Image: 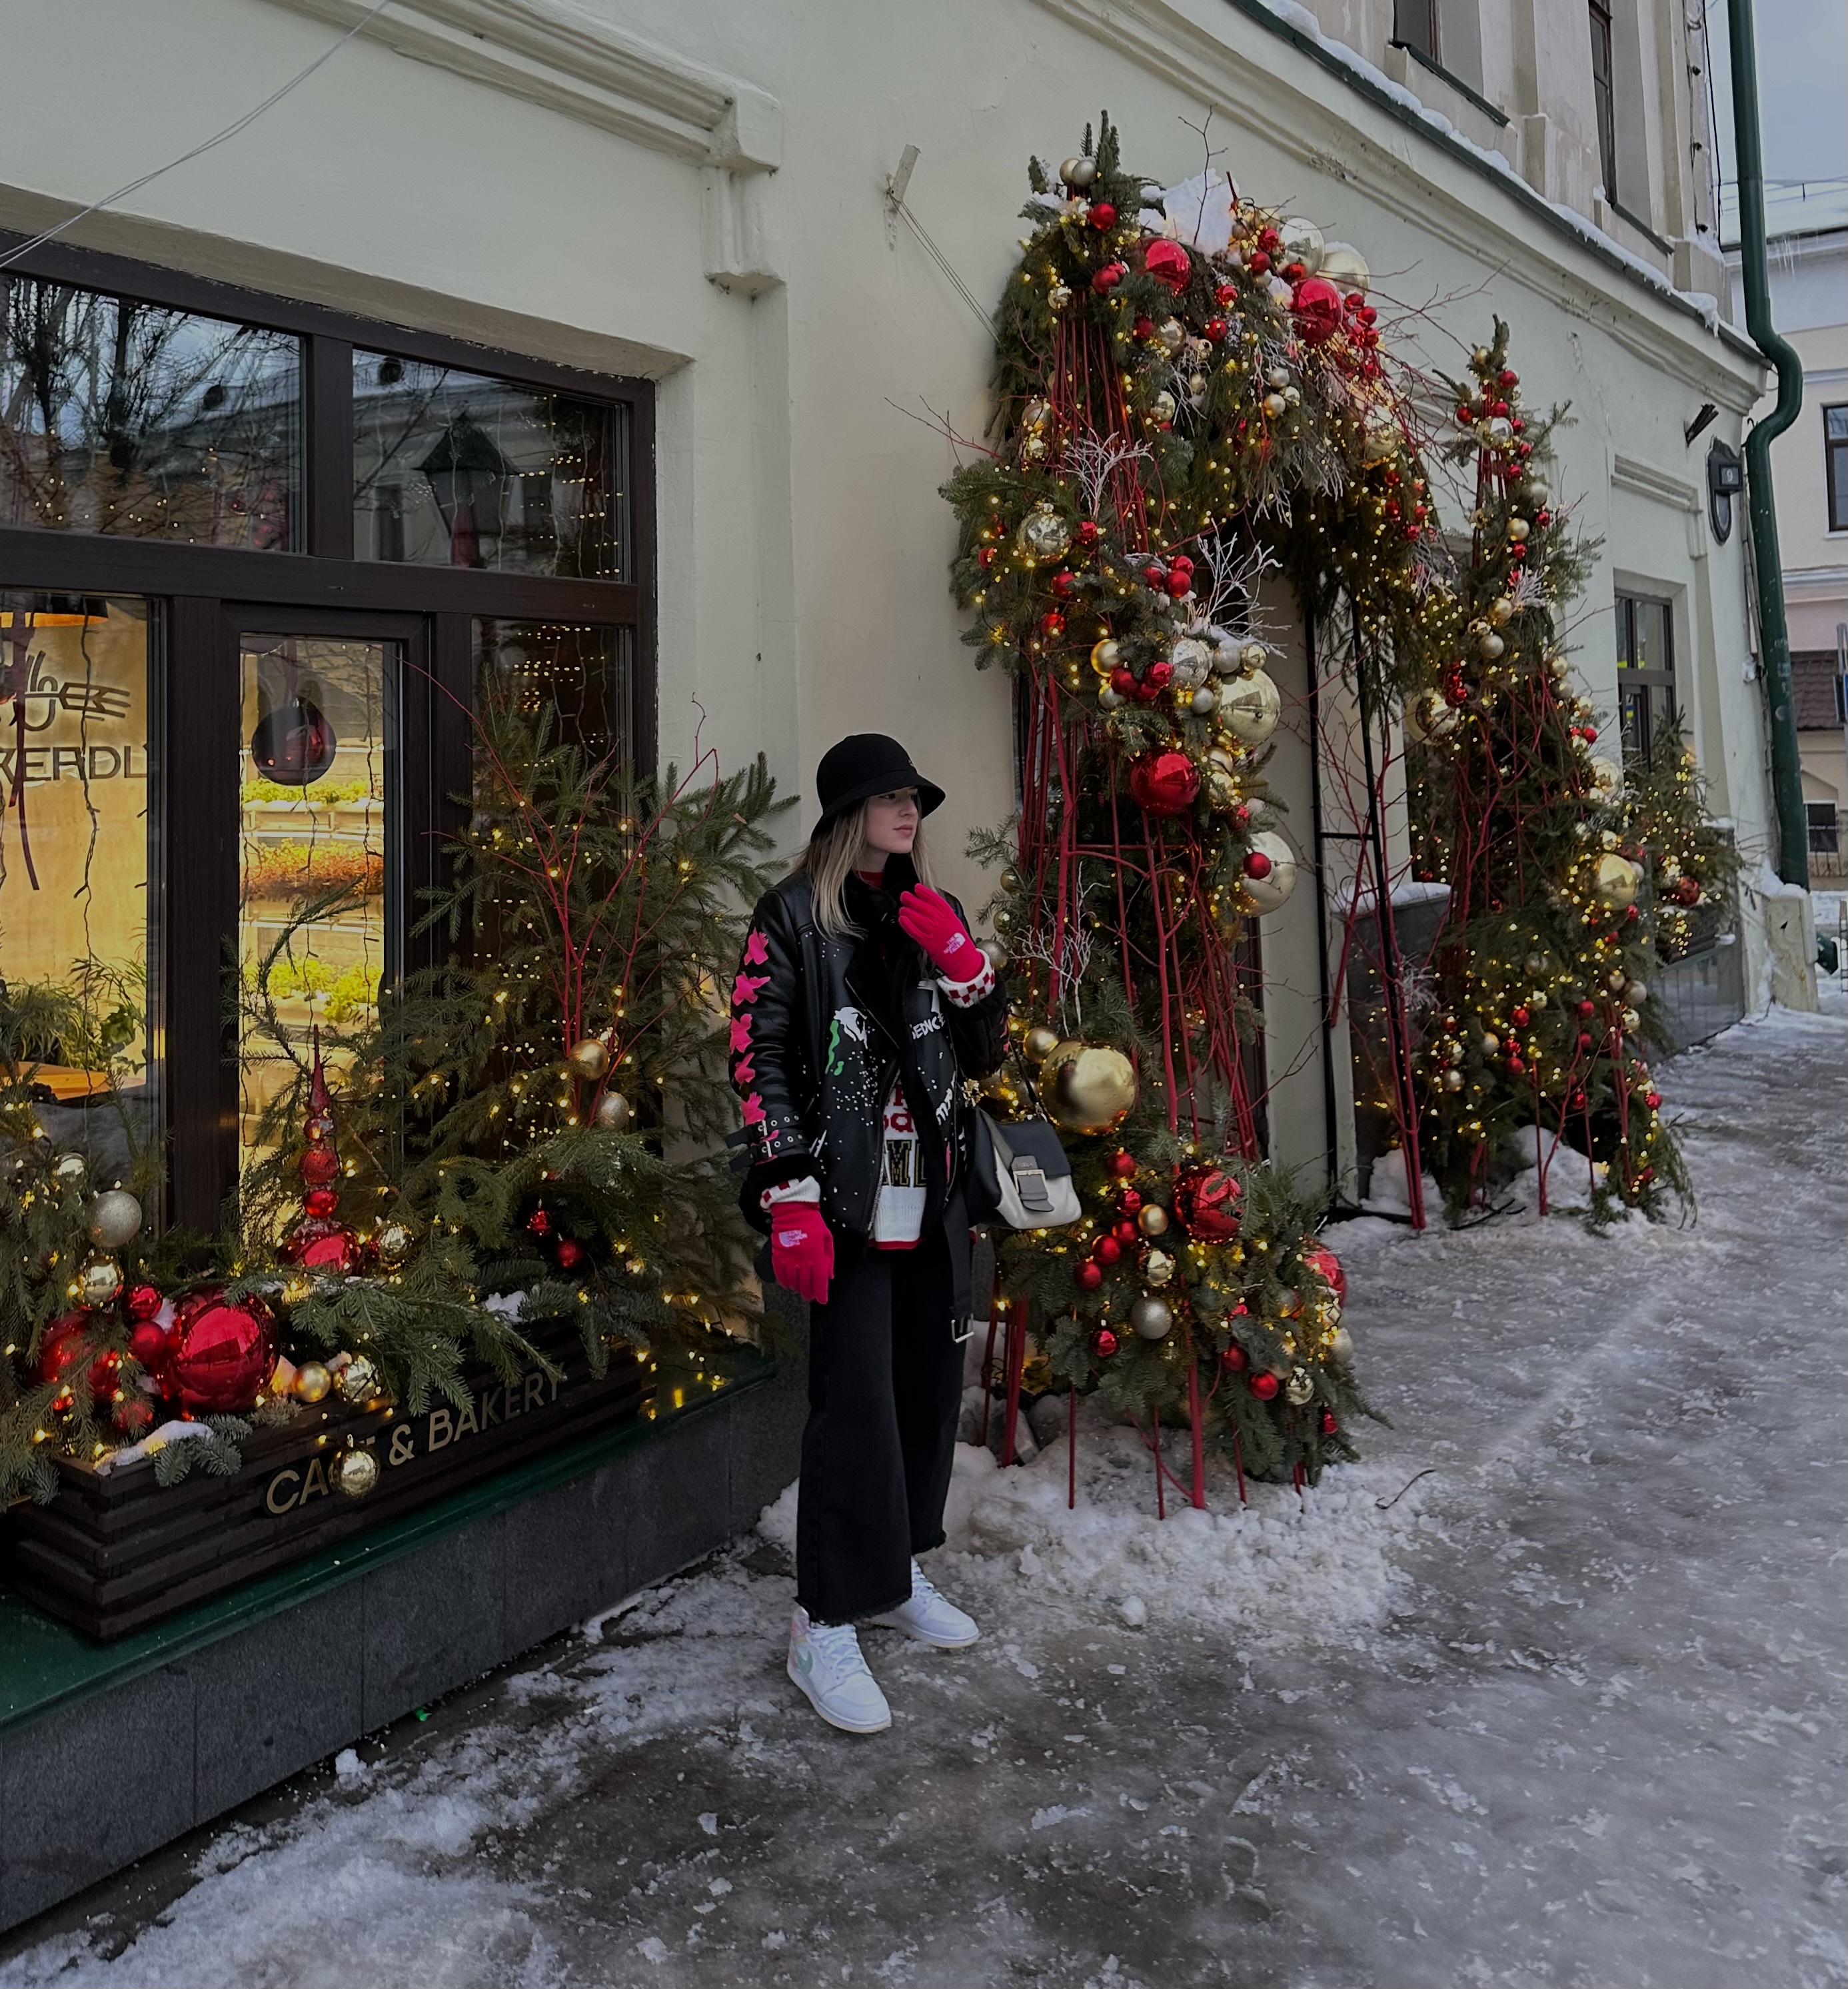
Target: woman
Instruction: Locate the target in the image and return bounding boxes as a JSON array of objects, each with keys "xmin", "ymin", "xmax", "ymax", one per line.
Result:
[{"xmin": 729, "ymin": 733, "xmax": 1009, "ymax": 1733}]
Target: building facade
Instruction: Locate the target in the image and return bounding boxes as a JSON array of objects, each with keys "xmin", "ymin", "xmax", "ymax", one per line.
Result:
[
  {"xmin": 0, "ymin": 0, "xmax": 1795, "ymax": 1213},
  {"xmin": 1727, "ymin": 183, "xmax": 1848, "ymax": 882}
]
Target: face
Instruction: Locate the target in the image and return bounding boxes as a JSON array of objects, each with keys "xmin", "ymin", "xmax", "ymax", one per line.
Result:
[{"xmin": 860, "ymin": 788, "xmax": 920, "ymax": 857}]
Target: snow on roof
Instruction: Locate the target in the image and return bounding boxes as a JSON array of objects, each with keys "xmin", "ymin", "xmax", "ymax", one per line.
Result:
[{"xmin": 1720, "ymin": 177, "xmax": 1848, "ymax": 249}]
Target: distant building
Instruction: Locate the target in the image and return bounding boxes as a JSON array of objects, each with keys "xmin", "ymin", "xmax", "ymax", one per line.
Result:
[{"xmin": 1727, "ymin": 179, "xmax": 1848, "ymax": 882}]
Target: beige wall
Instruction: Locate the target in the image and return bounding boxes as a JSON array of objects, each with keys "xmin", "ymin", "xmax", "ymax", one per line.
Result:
[{"xmin": 0, "ymin": 0, "xmax": 1779, "ymax": 1179}]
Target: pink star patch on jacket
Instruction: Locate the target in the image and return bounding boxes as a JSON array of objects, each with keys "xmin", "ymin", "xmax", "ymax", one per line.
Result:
[
  {"xmin": 740, "ymin": 1092, "xmax": 766, "ymax": 1126},
  {"xmin": 732, "ymin": 1053, "xmax": 756, "ymax": 1086},
  {"xmin": 742, "ymin": 930, "xmax": 771, "ymax": 968},
  {"xmin": 728, "ymin": 1015, "xmax": 753, "ymax": 1053},
  {"xmin": 731, "ymin": 970, "xmax": 770, "ymax": 1007}
]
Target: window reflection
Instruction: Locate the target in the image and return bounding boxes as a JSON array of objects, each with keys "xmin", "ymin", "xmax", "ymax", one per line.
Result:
[
  {"xmin": 0, "ymin": 593, "xmax": 158, "ymax": 1184},
  {"xmin": 0, "ymin": 277, "xmax": 299, "ymax": 548},
  {"xmin": 239, "ymin": 636, "xmax": 396, "ymax": 1175},
  {"xmin": 354, "ymin": 354, "xmax": 626, "ymax": 578},
  {"xmin": 474, "ymin": 620, "xmax": 630, "ymax": 762}
]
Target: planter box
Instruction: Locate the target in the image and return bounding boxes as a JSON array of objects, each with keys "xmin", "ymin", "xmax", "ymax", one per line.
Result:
[{"xmin": 5, "ymin": 1316, "xmax": 650, "ymax": 1642}]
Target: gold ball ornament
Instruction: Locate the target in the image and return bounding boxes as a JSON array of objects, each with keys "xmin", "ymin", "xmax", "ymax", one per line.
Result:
[
  {"xmin": 1262, "ymin": 392, "xmax": 1288, "ymax": 420},
  {"xmin": 1587, "ymin": 756, "xmax": 1624, "ymax": 803},
  {"xmin": 333, "ymin": 1448, "xmax": 381, "ymax": 1499},
  {"xmin": 1239, "ymin": 831, "xmax": 1299, "ymax": 916},
  {"xmin": 1129, "ymin": 1295, "xmax": 1174, "ymax": 1341},
  {"xmin": 594, "ymin": 1089, "xmax": 634, "ymax": 1131},
  {"xmin": 1238, "ymin": 642, "xmax": 1268, "ymax": 676},
  {"xmin": 1619, "ymin": 1005, "xmax": 1643, "ymax": 1033},
  {"xmin": 1218, "ymin": 668, "xmax": 1280, "ymax": 746},
  {"xmin": 1090, "ymin": 638, "xmax": 1122, "ymax": 679},
  {"xmin": 1048, "ymin": 285, "xmax": 1072, "ymax": 310},
  {"xmin": 337, "ymin": 1355, "xmax": 382, "ymax": 1405},
  {"xmin": 1477, "ymin": 632, "xmax": 1506, "ymax": 661},
  {"xmin": 1407, "ymin": 689, "xmax": 1462, "ymax": 742},
  {"xmin": 1488, "ymin": 596, "xmax": 1515, "ymax": 627},
  {"xmin": 1136, "ymin": 1203, "xmax": 1170, "ymax": 1237},
  {"xmin": 565, "ymin": 1037, "xmax": 610, "ymax": 1081},
  {"xmin": 1441, "ymin": 1069, "xmax": 1465, "ymax": 1091},
  {"xmin": 1592, "ymin": 854, "xmax": 1641, "ymax": 908},
  {"xmin": 77, "ymin": 1256, "xmax": 123, "ymax": 1309},
  {"xmin": 1150, "ymin": 390, "xmax": 1177, "ymax": 424},
  {"xmin": 1284, "ymin": 1367, "xmax": 1316, "ymax": 1406},
  {"xmin": 376, "ymin": 1221, "xmax": 415, "ymax": 1267},
  {"xmin": 86, "ymin": 1189, "xmax": 143, "ymax": 1250},
  {"xmin": 1168, "ymin": 636, "xmax": 1214, "ymax": 686},
  {"xmin": 293, "ymin": 1361, "xmax": 333, "ymax": 1405},
  {"xmin": 1039, "ymin": 1040, "xmax": 1138, "ymax": 1136},
  {"xmin": 1278, "ymin": 217, "xmax": 1325, "ymax": 271},
  {"xmin": 1016, "ymin": 502, "xmax": 1072, "ymax": 563},
  {"xmin": 1157, "ymin": 316, "xmax": 1186, "ymax": 354},
  {"xmin": 1022, "ymin": 1023, "xmax": 1062, "ymax": 1064},
  {"xmin": 51, "ymin": 1151, "xmax": 88, "ymax": 1188},
  {"xmin": 1143, "ymin": 1249, "xmax": 1175, "ymax": 1287},
  {"xmin": 1060, "ymin": 155, "xmax": 1098, "ymax": 188}
]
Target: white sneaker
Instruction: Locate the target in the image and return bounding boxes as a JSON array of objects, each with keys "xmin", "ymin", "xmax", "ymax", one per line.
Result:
[
  {"xmin": 868, "ymin": 1560, "xmax": 980, "ymax": 1649},
  {"xmin": 786, "ymin": 1607, "xmax": 892, "ymax": 1733}
]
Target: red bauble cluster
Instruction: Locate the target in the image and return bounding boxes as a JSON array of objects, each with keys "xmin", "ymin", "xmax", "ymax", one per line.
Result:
[
  {"xmin": 1128, "ymin": 751, "xmax": 1199, "ymax": 818},
  {"xmin": 1172, "ymin": 1164, "xmax": 1242, "ymax": 1241},
  {"xmin": 1144, "ymin": 238, "xmax": 1190, "ymax": 291}
]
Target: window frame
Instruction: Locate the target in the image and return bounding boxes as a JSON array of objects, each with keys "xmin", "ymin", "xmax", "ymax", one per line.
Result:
[
  {"xmin": 1587, "ymin": 0, "xmax": 1619, "ymax": 202},
  {"xmin": 1615, "ymin": 590, "xmax": 1676, "ymax": 762},
  {"xmin": 1825, "ymin": 404, "xmax": 1848, "ymax": 534},
  {"xmin": 0, "ymin": 231, "xmax": 656, "ymax": 1228}
]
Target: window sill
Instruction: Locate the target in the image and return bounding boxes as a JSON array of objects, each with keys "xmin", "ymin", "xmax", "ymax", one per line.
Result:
[
  {"xmin": 1609, "ymin": 197, "xmax": 1673, "ymax": 256},
  {"xmin": 1388, "ymin": 40, "xmax": 1510, "ymax": 129}
]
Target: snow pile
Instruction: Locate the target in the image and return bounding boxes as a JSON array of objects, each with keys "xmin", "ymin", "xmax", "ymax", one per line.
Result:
[{"xmin": 760, "ymin": 1409, "xmax": 1416, "ymax": 1645}]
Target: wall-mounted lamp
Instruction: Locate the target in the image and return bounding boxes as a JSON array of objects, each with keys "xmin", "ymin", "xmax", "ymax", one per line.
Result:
[
  {"xmin": 1684, "ymin": 402, "xmax": 1719, "ymax": 446},
  {"xmin": 1707, "ymin": 439, "xmax": 1743, "ymax": 544}
]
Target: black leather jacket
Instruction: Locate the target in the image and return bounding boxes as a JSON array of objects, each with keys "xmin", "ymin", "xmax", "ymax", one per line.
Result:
[{"xmin": 729, "ymin": 856, "xmax": 1008, "ymax": 1248}]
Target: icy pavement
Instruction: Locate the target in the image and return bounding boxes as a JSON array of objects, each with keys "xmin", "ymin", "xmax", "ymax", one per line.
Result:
[{"xmin": 3, "ymin": 1005, "xmax": 1843, "ymax": 1989}]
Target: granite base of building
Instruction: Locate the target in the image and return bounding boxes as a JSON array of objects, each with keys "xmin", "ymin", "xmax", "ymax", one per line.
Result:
[{"xmin": 0, "ymin": 1307, "xmax": 807, "ymax": 1936}]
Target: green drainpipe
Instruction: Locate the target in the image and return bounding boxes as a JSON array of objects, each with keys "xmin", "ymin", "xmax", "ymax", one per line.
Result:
[{"xmin": 1726, "ymin": 0, "xmax": 1809, "ymax": 886}]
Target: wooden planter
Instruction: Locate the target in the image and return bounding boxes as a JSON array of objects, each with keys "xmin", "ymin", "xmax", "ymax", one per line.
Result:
[{"xmin": 5, "ymin": 1315, "xmax": 650, "ymax": 1642}]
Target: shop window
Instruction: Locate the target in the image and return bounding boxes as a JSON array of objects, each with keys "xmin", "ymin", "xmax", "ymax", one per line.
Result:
[
  {"xmin": 238, "ymin": 634, "xmax": 397, "ymax": 1175},
  {"xmin": 475, "ymin": 620, "xmax": 630, "ymax": 762},
  {"xmin": 353, "ymin": 354, "xmax": 628, "ymax": 579},
  {"xmin": 0, "ymin": 276, "xmax": 299, "ymax": 548},
  {"xmin": 1588, "ymin": 0, "xmax": 1618, "ymax": 200},
  {"xmin": 1826, "ymin": 406, "xmax": 1848, "ymax": 533},
  {"xmin": 1615, "ymin": 592, "xmax": 1674, "ymax": 760},
  {"xmin": 0, "ymin": 591, "xmax": 158, "ymax": 1180}
]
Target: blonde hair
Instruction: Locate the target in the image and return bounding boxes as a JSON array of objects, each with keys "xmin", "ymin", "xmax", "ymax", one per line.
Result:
[{"xmin": 793, "ymin": 801, "xmax": 935, "ymax": 939}]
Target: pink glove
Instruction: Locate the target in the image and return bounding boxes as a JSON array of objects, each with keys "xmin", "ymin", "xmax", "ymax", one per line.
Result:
[
  {"xmin": 898, "ymin": 885, "xmax": 978, "ymax": 979},
  {"xmin": 770, "ymin": 1203, "xmax": 834, "ymax": 1305}
]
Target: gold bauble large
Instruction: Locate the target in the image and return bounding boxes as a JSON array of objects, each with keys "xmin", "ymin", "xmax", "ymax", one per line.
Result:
[
  {"xmin": 1592, "ymin": 854, "xmax": 1641, "ymax": 908},
  {"xmin": 1090, "ymin": 638, "xmax": 1122, "ymax": 679},
  {"xmin": 376, "ymin": 1221, "xmax": 415, "ymax": 1267},
  {"xmin": 566, "ymin": 1037, "xmax": 610, "ymax": 1080},
  {"xmin": 1039, "ymin": 1040, "xmax": 1138, "ymax": 1136},
  {"xmin": 1136, "ymin": 1203, "xmax": 1170, "ymax": 1237},
  {"xmin": 293, "ymin": 1360, "xmax": 333, "ymax": 1405},
  {"xmin": 594, "ymin": 1089, "xmax": 634, "ymax": 1131},
  {"xmin": 1016, "ymin": 502, "xmax": 1072, "ymax": 563},
  {"xmin": 1168, "ymin": 636, "xmax": 1214, "ymax": 686},
  {"xmin": 1407, "ymin": 689, "xmax": 1461, "ymax": 742},
  {"xmin": 337, "ymin": 1355, "xmax": 381, "ymax": 1405},
  {"xmin": 77, "ymin": 1256, "xmax": 123, "ymax": 1309},
  {"xmin": 1239, "ymin": 831, "xmax": 1299, "ymax": 916},
  {"xmin": 1022, "ymin": 1024, "xmax": 1062, "ymax": 1064},
  {"xmin": 333, "ymin": 1449, "xmax": 381, "ymax": 1499},
  {"xmin": 1218, "ymin": 668, "xmax": 1280, "ymax": 746}
]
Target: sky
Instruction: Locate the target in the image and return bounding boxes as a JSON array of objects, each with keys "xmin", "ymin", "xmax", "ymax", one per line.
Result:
[{"xmin": 1704, "ymin": 0, "xmax": 1848, "ymax": 187}]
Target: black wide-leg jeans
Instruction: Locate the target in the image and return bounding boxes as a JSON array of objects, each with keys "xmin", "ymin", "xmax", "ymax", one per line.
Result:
[{"xmin": 796, "ymin": 1218, "xmax": 967, "ymax": 1625}]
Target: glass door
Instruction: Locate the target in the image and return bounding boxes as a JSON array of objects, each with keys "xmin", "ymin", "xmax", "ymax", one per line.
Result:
[{"xmin": 234, "ymin": 623, "xmax": 403, "ymax": 1179}]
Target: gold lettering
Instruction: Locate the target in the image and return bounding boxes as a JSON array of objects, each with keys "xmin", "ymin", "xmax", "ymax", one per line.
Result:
[
  {"xmin": 454, "ymin": 1396, "xmax": 479, "ymax": 1440},
  {"xmin": 264, "ymin": 1467, "xmax": 301, "ymax": 1515},
  {"xmin": 427, "ymin": 1407, "xmax": 453, "ymax": 1451},
  {"xmin": 479, "ymin": 1387, "xmax": 500, "ymax": 1427},
  {"xmin": 300, "ymin": 1455, "xmax": 329, "ymax": 1503},
  {"xmin": 522, "ymin": 1371, "xmax": 545, "ymax": 1412},
  {"xmin": 387, "ymin": 1425, "xmax": 416, "ymax": 1467},
  {"xmin": 549, "ymin": 1369, "xmax": 562, "ymax": 1404}
]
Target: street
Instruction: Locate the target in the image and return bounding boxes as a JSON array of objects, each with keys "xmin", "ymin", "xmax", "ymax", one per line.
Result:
[{"xmin": 3, "ymin": 1001, "xmax": 1843, "ymax": 1989}]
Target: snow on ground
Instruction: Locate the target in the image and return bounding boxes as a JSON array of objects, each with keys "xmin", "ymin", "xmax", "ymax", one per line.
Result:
[{"xmin": 3, "ymin": 1005, "xmax": 1843, "ymax": 1989}]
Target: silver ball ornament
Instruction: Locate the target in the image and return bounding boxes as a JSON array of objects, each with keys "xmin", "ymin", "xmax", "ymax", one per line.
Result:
[
  {"xmin": 1129, "ymin": 1295, "xmax": 1174, "ymax": 1341},
  {"xmin": 87, "ymin": 1189, "xmax": 143, "ymax": 1251}
]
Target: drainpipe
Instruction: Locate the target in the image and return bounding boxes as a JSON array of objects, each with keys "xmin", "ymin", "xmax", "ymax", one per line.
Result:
[{"xmin": 1726, "ymin": 0, "xmax": 1808, "ymax": 886}]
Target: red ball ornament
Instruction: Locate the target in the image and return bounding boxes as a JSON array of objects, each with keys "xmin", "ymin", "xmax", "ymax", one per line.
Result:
[
  {"xmin": 1204, "ymin": 315, "xmax": 1228, "ymax": 340},
  {"xmin": 1093, "ymin": 1234, "xmax": 1124, "ymax": 1266},
  {"xmin": 1511, "ymin": 1005, "xmax": 1531, "ymax": 1027},
  {"xmin": 1092, "ymin": 1327, "xmax": 1120, "ymax": 1359},
  {"xmin": 1076, "ymin": 1259, "xmax": 1105, "ymax": 1291},
  {"xmin": 1127, "ymin": 751, "xmax": 1200, "ymax": 818},
  {"xmin": 1302, "ymin": 1242, "xmax": 1347, "ymax": 1305},
  {"xmin": 1172, "ymin": 1164, "xmax": 1243, "ymax": 1241},
  {"xmin": 1144, "ymin": 660, "xmax": 1174, "ymax": 692},
  {"xmin": 1578, "ymin": 999, "xmax": 1597, "ymax": 1018},
  {"xmin": 1051, "ymin": 570, "xmax": 1076, "ymax": 600},
  {"xmin": 303, "ymin": 1186, "xmax": 341, "ymax": 1219},
  {"xmin": 299, "ymin": 1143, "xmax": 340, "ymax": 1188},
  {"xmin": 1320, "ymin": 1409, "xmax": 1339, "ymax": 1436},
  {"xmin": 1134, "ymin": 314, "xmax": 1156, "ymax": 340},
  {"xmin": 1214, "ymin": 282, "xmax": 1236, "ymax": 305},
  {"xmin": 1144, "ymin": 564, "xmax": 1168, "ymax": 593},
  {"xmin": 1117, "ymin": 1186, "xmax": 1144, "ymax": 1215},
  {"xmin": 976, "ymin": 546, "xmax": 995, "ymax": 569},
  {"xmin": 1109, "ymin": 1151, "xmax": 1139, "ymax": 1179},
  {"xmin": 36, "ymin": 1313, "xmax": 97, "ymax": 1390},
  {"xmin": 1076, "ymin": 519, "xmax": 1102, "ymax": 550},
  {"xmin": 1645, "ymin": 1089, "xmax": 1662, "ymax": 1109},
  {"xmin": 1144, "ymin": 238, "xmax": 1191, "ymax": 291},
  {"xmin": 113, "ymin": 1395, "xmax": 156, "ymax": 1437},
  {"xmin": 1164, "ymin": 568, "xmax": 1192, "ymax": 598},
  {"xmin": 1249, "ymin": 1371, "xmax": 1281, "ymax": 1401},
  {"xmin": 1290, "ymin": 276, "xmax": 1345, "ymax": 345},
  {"xmin": 555, "ymin": 1238, "xmax": 585, "ymax": 1271},
  {"xmin": 1221, "ymin": 1344, "xmax": 1249, "ymax": 1373},
  {"xmin": 527, "ymin": 1208, "xmax": 554, "ymax": 1238},
  {"xmin": 1577, "ymin": 1031, "xmax": 1594, "ymax": 1050},
  {"xmin": 287, "ymin": 1219, "xmax": 358, "ymax": 1274},
  {"xmin": 1090, "ymin": 201, "xmax": 1118, "ymax": 229},
  {"xmin": 126, "ymin": 1283, "xmax": 163, "ymax": 1321},
  {"xmin": 128, "ymin": 1320, "xmax": 173, "ymax": 1386},
  {"xmin": 1248, "ymin": 250, "xmax": 1271, "ymax": 276},
  {"xmin": 1242, "ymin": 849, "xmax": 1274, "ymax": 881},
  {"xmin": 1040, "ymin": 610, "xmax": 1067, "ymax": 639},
  {"xmin": 1112, "ymin": 1217, "xmax": 1140, "ymax": 1247},
  {"xmin": 168, "ymin": 1290, "xmax": 277, "ymax": 1413},
  {"xmin": 1672, "ymin": 876, "xmax": 1701, "ymax": 907},
  {"xmin": 1092, "ymin": 262, "xmax": 1126, "ymax": 293}
]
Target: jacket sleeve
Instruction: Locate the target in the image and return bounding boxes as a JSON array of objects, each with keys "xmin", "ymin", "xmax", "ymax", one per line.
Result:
[
  {"xmin": 940, "ymin": 895, "xmax": 1010, "ymax": 1079},
  {"xmin": 730, "ymin": 890, "xmax": 820, "ymax": 1204}
]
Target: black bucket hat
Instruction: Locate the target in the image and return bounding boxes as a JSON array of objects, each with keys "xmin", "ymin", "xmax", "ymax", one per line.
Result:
[{"xmin": 813, "ymin": 734, "xmax": 945, "ymax": 828}]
